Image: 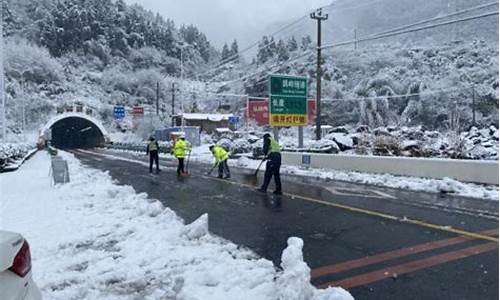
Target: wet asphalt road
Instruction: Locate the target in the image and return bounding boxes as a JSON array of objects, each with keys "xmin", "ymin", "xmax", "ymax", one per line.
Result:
[{"xmin": 73, "ymin": 149, "xmax": 498, "ymax": 300}]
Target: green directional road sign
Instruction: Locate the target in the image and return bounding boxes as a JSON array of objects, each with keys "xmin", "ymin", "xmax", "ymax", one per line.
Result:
[
  {"xmin": 270, "ymin": 75, "xmax": 308, "ymax": 97},
  {"xmin": 269, "ymin": 74, "xmax": 308, "ymax": 126}
]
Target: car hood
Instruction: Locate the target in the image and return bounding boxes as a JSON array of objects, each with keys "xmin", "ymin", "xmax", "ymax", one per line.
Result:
[{"xmin": 0, "ymin": 230, "xmax": 24, "ymax": 272}]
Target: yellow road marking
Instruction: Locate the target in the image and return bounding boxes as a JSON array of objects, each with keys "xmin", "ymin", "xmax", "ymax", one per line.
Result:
[
  {"xmin": 205, "ymin": 176, "xmax": 499, "ymax": 243},
  {"xmin": 81, "ymin": 150, "xmax": 500, "ymax": 243}
]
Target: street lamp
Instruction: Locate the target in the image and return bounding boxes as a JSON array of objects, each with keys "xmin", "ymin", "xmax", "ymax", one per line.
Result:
[
  {"xmin": 0, "ymin": 10, "xmax": 5, "ymax": 142},
  {"xmin": 179, "ymin": 42, "xmax": 192, "ymax": 131},
  {"xmin": 11, "ymin": 69, "xmax": 30, "ymax": 141}
]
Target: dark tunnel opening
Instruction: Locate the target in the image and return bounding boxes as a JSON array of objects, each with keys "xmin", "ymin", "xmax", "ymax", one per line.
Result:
[{"xmin": 50, "ymin": 117, "xmax": 105, "ymax": 149}]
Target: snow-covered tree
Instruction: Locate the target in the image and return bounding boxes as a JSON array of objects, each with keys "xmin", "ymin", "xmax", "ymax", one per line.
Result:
[
  {"xmin": 230, "ymin": 39, "xmax": 239, "ymax": 62},
  {"xmin": 301, "ymin": 35, "xmax": 312, "ymax": 51},
  {"xmin": 277, "ymin": 39, "xmax": 290, "ymax": 62},
  {"xmin": 287, "ymin": 36, "xmax": 298, "ymax": 52},
  {"xmin": 221, "ymin": 43, "xmax": 230, "ymax": 61}
]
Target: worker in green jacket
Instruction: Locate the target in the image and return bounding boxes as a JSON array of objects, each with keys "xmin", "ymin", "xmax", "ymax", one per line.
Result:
[
  {"xmin": 172, "ymin": 135, "xmax": 190, "ymax": 176},
  {"xmin": 146, "ymin": 136, "xmax": 160, "ymax": 174},
  {"xmin": 209, "ymin": 145, "xmax": 231, "ymax": 179},
  {"xmin": 257, "ymin": 133, "xmax": 282, "ymax": 195}
]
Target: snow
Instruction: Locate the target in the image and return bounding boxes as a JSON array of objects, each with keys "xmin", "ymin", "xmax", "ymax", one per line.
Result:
[
  {"xmin": 182, "ymin": 113, "xmax": 233, "ymax": 122},
  {"xmin": 282, "ymin": 165, "xmax": 499, "ymax": 201},
  {"xmin": 104, "ymin": 146, "xmax": 499, "ymax": 201},
  {"xmin": 0, "ymin": 142, "xmax": 37, "ymax": 170},
  {"xmin": 0, "ymin": 152, "xmax": 352, "ymax": 300},
  {"xmin": 40, "ymin": 112, "xmax": 109, "ymax": 138}
]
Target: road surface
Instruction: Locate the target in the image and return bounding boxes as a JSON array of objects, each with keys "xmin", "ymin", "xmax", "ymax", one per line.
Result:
[{"xmin": 73, "ymin": 149, "xmax": 498, "ymax": 300}]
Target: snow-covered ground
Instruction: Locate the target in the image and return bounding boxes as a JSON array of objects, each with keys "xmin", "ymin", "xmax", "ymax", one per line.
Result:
[
  {"xmin": 0, "ymin": 152, "xmax": 352, "ymax": 300},
  {"xmin": 196, "ymin": 147, "xmax": 499, "ymax": 201},
  {"xmin": 0, "ymin": 142, "xmax": 37, "ymax": 170},
  {"xmin": 105, "ymin": 145, "xmax": 499, "ymax": 201}
]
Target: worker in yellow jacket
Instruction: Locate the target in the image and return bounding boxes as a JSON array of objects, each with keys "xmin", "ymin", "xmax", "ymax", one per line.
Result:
[
  {"xmin": 209, "ymin": 145, "xmax": 231, "ymax": 179},
  {"xmin": 172, "ymin": 135, "xmax": 191, "ymax": 176}
]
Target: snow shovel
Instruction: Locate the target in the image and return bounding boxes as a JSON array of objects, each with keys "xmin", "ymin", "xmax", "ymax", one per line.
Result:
[
  {"xmin": 184, "ymin": 149, "xmax": 192, "ymax": 175},
  {"xmin": 242, "ymin": 159, "xmax": 265, "ymax": 186},
  {"xmin": 206, "ymin": 163, "xmax": 217, "ymax": 176}
]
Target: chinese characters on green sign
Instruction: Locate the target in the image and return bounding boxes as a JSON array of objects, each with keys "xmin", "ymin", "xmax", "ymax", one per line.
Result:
[{"xmin": 269, "ymin": 75, "xmax": 308, "ymax": 126}]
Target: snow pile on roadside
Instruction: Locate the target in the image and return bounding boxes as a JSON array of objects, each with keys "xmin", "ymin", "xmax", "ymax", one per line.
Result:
[
  {"xmin": 277, "ymin": 238, "xmax": 353, "ymax": 300},
  {"xmin": 0, "ymin": 152, "xmax": 352, "ymax": 300},
  {"xmin": 104, "ymin": 146, "xmax": 498, "ymax": 201},
  {"xmin": 283, "ymin": 165, "xmax": 499, "ymax": 201},
  {"xmin": 0, "ymin": 142, "xmax": 37, "ymax": 169}
]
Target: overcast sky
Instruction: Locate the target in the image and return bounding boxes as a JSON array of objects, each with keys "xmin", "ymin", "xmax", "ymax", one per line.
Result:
[{"xmin": 124, "ymin": 0, "xmax": 332, "ymax": 49}]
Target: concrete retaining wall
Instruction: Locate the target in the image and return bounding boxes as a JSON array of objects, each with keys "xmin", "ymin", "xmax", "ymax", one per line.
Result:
[{"xmin": 282, "ymin": 152, "xmax": 499, "ymax": 185}]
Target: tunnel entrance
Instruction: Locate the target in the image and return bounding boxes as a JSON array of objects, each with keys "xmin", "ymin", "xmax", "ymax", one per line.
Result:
[{"xmin": 50, "ymin": 117, "xmax": 105, "ymax": 149}]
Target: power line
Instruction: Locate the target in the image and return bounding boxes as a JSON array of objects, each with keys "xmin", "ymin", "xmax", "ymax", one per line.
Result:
[
  {"xmin": 197, "ymin": 10, "xmax": 498, "ymax": 101},
  {"xmin": 216, "ymin": 50, "xmax": 314, "ymax": 87},
  {"xmin": 321, "ymin": 87, "xmax": 469, "ymax": 102},
  {"xmin": 370, "ymin": 1, "xmax": 498, "ymax": 38},
  {"xmin": 169, "ymin": 87, "xmax": 471, "ymax": 107},
  {"xmin": 201, "ymin": 0, "xmax": 391, "ymax": 81},
  {"xmin": 321, "ymin": 10, "xmax": 499, "ymax": 50},
  {"xmin": 205, "ymin": 24, "xmax": 308, "ymax": 84}
]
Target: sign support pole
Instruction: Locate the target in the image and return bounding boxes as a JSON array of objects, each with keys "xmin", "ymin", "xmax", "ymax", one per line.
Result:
[
  {"xmin": 273, "ymin": 127, "xmax": 279, "ymax": 142},
  {"xmin": 298, "ymin": 126, "xmax": 304, "ymax": 148},
  {"xmin": 310, "ymin": 8, "xmax": 328, "ymax": 140}
]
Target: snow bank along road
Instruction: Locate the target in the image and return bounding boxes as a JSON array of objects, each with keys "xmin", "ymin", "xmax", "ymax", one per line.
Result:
[
  {"xmin": 1, "ymin": 151, "xmax": 352, "ymax": 300},
  {"xmin": 73, "ymin": 148, "xmax": 499, "ymax": 300}
]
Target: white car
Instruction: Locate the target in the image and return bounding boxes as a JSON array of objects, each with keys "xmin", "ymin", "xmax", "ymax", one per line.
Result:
[{"xmin": 0, "ymin": 231, "xmax": 42, "ymax": 300}]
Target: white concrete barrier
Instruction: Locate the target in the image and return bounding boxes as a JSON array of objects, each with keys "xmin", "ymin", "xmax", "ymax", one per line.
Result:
[{"xmin": 282, "ymin": 152, "xmax": 499, "ymax": 185}]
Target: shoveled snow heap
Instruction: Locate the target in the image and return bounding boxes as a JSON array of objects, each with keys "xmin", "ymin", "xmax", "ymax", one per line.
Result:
[{"xmin": 0, "ymin": 152, "xmax": 352, "ymax": 300}]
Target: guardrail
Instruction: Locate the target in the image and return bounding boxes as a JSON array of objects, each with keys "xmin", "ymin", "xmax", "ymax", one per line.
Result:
[
  {"xmin": 102, "ymin": 142, "xmax": 171, "ymax": 154},
  {"xmin": 0, "ymin": 148, "xmax": 38, "ymax": 172},
  {"xmin": 283, "ymin": 152, "xmax": 499, "ymax": 185}
]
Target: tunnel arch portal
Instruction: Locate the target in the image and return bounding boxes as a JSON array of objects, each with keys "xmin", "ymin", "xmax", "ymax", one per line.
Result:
[{"xmin": 42, "ymin": 113, "xmax": 109, "ymax": 149}]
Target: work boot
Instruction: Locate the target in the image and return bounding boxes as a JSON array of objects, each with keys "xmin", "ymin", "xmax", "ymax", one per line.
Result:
[
  {"xmin": 256, "ymin": 187, "xmax": 266, "ymax": 193},
  {"xmin": 217, "ymin": 175, "xmax": 223, "ymax": 179}
]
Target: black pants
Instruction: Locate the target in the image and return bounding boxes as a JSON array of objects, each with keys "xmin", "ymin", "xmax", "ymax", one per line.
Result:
[
  {"xmin": 218, "ymin": 159, "xmax": 231, "ymax": 178},
  {"xmin": 149, "ymin": 151, "xmax": 159, "ymax": 173},
  {"xmin": 177, "ymin": 158, "xmax": 185, "ymax": 175},
  {"xmin": 261, "ymin": 153, "xmax": 281, "ymax": 192}
]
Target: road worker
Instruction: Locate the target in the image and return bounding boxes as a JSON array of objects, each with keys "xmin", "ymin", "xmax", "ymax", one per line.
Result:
[
  {"xmin": 257, "ymin": 133, "xmax": 282, "ymax": 195},
  {"xmin": 172, "ymin": 135, "xmax": 190, "ymax": 176},
  {"xmin": 146, "ymin": 136, "xmax": 160, "ymax": 174},
  {"xmin": 209, "ymin": 145, "xmax": 231, "ymax": 179}
]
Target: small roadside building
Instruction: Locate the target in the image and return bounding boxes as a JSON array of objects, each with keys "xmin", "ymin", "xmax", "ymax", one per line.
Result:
[{"xmin": 174, "ymin": 113, "xmax": 235, "ymax": 133}]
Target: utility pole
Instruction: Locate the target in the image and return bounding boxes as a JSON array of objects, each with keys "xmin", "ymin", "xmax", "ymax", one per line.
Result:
[
  {"xmin": 156, "ymin": 81, "xmax": 160, "ymax": 116},
  {"xmin": 354, "ymin": 29, "xmax": 358, "ymax": 50},
  {"xmin": 20, "ymin": 75, "xmax": 25, "ymax": 140},
  {"xmin": 472, "ymin": 84, "xmax": 476, "ymax": 127},
  {"xmin": 171, "ymin": 82, "xmax": 176, "ymax": 127},
  {"xmin": 0, "ymin": 8, "xmax": 5, "ymax": 142},
  {"xmin": 310, "ymin": 8, "xmax": 328, "ymax": 140}
]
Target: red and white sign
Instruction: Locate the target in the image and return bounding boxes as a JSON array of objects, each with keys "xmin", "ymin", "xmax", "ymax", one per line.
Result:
[
  {"xmin": 132, "ymin": 106, "xmax": 144, "ymax": 116},
  {"xmin": 247, "ymin": 97, "xmax": 269, "ymax": 126},
  {"xmin": 307, "ymin": 99, "xmax": 316, "ymax": 124},
  {"xmin": 247, "ymin": 98, "xmax": 316, "ymax": 126}
]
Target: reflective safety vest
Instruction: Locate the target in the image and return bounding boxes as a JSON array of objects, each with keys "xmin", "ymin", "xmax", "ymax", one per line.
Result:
[
  {"xmin": 173, "ymin": 139, "xmax": 189, "ymax": 158},
  {"xmin": 148, "ymin": 141, "xmax": 158, "ymax": 152},
  {"xmin": 269, "ymin": 138, "xmax": 281, "ymax": 155},
  {"xmin": 212, "ymin": 146, "xmax": 229, "ymax": 163}
]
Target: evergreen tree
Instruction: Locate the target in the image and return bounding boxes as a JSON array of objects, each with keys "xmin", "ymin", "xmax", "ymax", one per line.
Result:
[
  {"xmin": 287, "ymin": 36, "xmax": 298, "ymax": 51},
  {"xmin": 256, "ymin": 36, "xmax": 270, "ymax": 64},
  {"xmin": 277, "ymin": 39, "xmax": 289, "ymax": 62},
  {"xmin": 221, "ymin": 43, "xmax": 230, "ymax": 61},
  {"xmin": 301, "ymin": 35, "xmax": 312, "ymax": 50},
  {"xmin": 230, "ymin": 39, "xmax": 239, "ymax": 61},
  {"xmin": 268, "ymin": 36, "xmax": 277, "ymax": 55}
]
